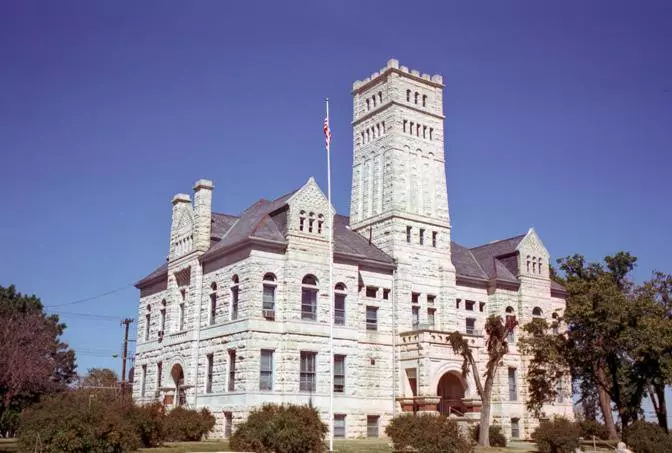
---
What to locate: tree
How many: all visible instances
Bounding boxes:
[449,315,516,447]
[82,368,119,389]
[0,285,77,436]
[520,253,672,438]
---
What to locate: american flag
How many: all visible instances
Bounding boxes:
[323,117,332,149]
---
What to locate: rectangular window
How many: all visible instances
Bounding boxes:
[432,231,437,247]
[145,314,151,341]
[224,412,233,438]
[427,294,435,305]
[466,317,476,335]
[209,293,217,325]
[479,302,486,312]
[382,288,390,300]
[141,365,147,397]
[508,367,518,401]
[419,228,425,245]
[427,308,436,328]
[260,349,273,391]
[556,382,564,403]
[412,306,420,329]
[511,418,520,438]
[179,303,185,331]
[334,354,345,393]
[406,368,418,396]
[334,414,346,438]
[263,284,275,311]
[300,351,316,392]
[411,292,420,303]
[406,226,412,243]
[465,300,475,311]
[301,288,317,320]
[157,362,162,390]
[231,286,239,320]
[367,415,380,437]
[455,299,461,309]
[228,350,236,392]
[206,354,213,393]
[365,286,377,298]
[334,293,345,325]
[366,306,378,331]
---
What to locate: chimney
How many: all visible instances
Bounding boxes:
[193,179,214,252]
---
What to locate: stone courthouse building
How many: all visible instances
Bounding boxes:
[133,60,573,439]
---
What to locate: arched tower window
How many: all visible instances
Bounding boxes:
[422,94,427,107]
[532,307,543,317]
[299,210,306,232]
[317,214,324,234]
[144,304,151,341]
[366,99,370,111]
[505,306,516,344]
[334,282,346,325]
[231,275,239,320]
[160,299,166,335]
[301,275,318,321]
[526,255,531,273]
[406,89,411,102]
[263,273,276,318]
[372,95,376,107]
[414,92,419,104]
[308,212,315,233]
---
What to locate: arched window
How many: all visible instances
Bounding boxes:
[526,255,531,273]
[416,123,420,136]
[372,95,376,107]
[209,283,218,326]
[178,289,186,331]
[308,212,315,233]
[299,210,306,232]
[382,121,386,134]
[429,128,433,140]
[366,99,370,111]
[406,89,411,102]
[334,283,346,325]
[378,91,382,104]
[231,275,239,320]
[301,275,318,321]
[317,214,324,234]
[144,305,151,341]
[532,257,537,274]
[505,306,516,343]
[422,94,427,107]
[263,273,276,318]
[423,125,427,139]
[505,306,515,314]
[414,92,419,104]
[403,120,407,133]
[532,307,543,317]
[160,299,167,335]
[537,258,543,275]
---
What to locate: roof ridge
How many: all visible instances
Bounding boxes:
[469,233,526,251]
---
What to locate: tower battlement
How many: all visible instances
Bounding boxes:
[352,59,443,91]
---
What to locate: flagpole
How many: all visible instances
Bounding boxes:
[326,98,334,453]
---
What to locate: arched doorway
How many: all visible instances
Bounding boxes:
[437,372,467,416]
[171,364,186,407]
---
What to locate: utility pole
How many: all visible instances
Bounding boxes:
[120,318,134,397]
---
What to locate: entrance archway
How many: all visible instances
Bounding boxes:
[171,363,186,407]
[437,372,466,416]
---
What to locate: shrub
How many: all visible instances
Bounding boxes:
[531,417,580,453]
[385,413,472,453]
[164,406,215,441]
[17,390,146,453]
[579,419,609,441]
[623,421,672,453]
[471,423,507,447]
[230,404,328,453]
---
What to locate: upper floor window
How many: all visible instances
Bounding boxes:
[406,226,412,243]
[366,286,377,298]
[411,292,420,304]
[383,288,391,300]
[260,349,274,391]
[160,299,167,334]
[505,306,516,343]
[228,349,236,391]
[378,91,382,104]
[263,273,276,317]
[412,306,420,329]
[145,305,151,341]
[366,98,370,111]
[209,282,217,326]
[427,308,436,328]
[466,317,476,335]
[366,306,378,330]
[317,214,324,234]
[419,228,425,245]
[300,351,316,392]
[206,353,214,393]
[301,275,318,321]
[414,92,419,104]
[300,211,307,232]
[465,300,475,311]
[231,275,239,321]
[334,354,345,393]
[422,94,427,107]
[508,367,518,401]
[406,89,411,102]
[334,283,346,326]
[432,232,438,248]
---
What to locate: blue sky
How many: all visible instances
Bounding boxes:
[1,0,670,397]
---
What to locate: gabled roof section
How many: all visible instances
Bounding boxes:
[450,242,488,281]
[334,215,394,266]
[468,234,526,283]
[211,213,238,240]
[135,262,168,288]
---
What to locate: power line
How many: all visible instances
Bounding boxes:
[45,284,134,308]
[54,311,125,321]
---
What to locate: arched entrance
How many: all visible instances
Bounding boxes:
[437,372,467,416]
[171,364,186,407]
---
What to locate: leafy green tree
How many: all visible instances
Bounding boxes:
[0,284,77,435]
[449,315,516,447]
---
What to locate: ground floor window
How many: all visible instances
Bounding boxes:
[367,415,379,437]
[334,414,346,438]
[224,412,233,438]
[511,417,520,438]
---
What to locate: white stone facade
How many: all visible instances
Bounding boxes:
[133,60,572,440]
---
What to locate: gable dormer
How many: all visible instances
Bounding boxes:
[515,228,550,279]
[286,177,334,241]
